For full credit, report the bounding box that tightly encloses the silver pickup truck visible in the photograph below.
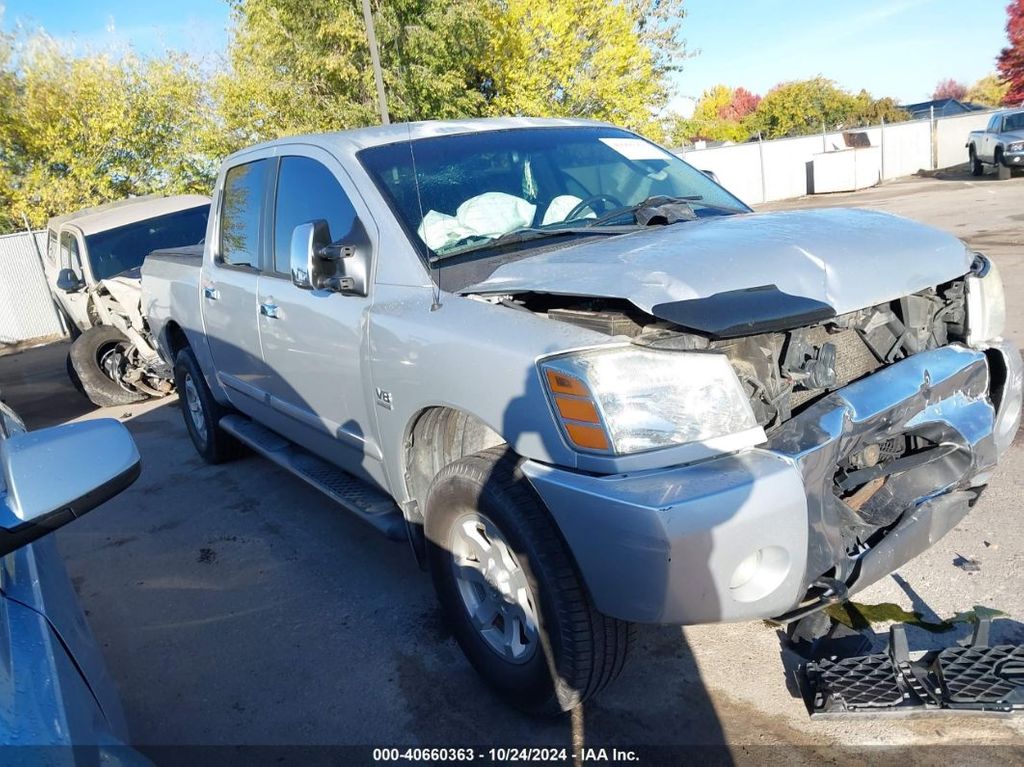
[967,109,1024,178]
[141,118,1022,714]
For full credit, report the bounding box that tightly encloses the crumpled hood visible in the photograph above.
[462,208,973,318]
[100,267,142,312]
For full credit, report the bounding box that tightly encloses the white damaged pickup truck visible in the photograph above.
[141,118,1022,713]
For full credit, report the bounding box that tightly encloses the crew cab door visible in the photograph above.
[256,150,383,483]
[50,229,92,331]
[983,114,1003,161]
[201,156,275,411]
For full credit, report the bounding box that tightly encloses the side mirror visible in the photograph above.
[56,268,85,293]
[290,218,369,295]
[701,169,721,184]
[0,419,140,558]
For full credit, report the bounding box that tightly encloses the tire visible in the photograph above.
[969,146,983,177]
[69,326,147,408]
[172,346,243,464]
[997,149,1012,180]
[65,352,86,396]
[425,447,633,715]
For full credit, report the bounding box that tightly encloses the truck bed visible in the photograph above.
[146,243,205,264]
[140,244,204,363]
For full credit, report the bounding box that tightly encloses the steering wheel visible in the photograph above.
[565,194,624,222]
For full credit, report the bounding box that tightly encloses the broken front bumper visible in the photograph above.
[523,341,1022,625]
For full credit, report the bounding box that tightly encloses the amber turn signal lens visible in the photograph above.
[554,396,600,424]
[545,369,590,397]
[565,423,610,451]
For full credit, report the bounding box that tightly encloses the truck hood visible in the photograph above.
[100,268,142,313]
[462,208,972,322]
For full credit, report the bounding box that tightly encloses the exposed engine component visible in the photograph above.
[783,335,838,390]
[520,277,968,433]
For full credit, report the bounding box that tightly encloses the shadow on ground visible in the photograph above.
[0,341,95,428]
[50,399,748,750]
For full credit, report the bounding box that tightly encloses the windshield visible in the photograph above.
[85,205,210,280]
[358,126,749,260]
[1005,112,1024,132]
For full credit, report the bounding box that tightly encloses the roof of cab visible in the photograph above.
[224,117,612,164]
[46,194,211,237]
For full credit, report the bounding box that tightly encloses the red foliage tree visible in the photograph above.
[717,87,761,122]
[998,0,1024,105]
[932,78,967,101]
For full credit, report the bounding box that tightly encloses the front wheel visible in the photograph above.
[68,326,147,408]
[997,149,1013,180]
[425,448,633,715]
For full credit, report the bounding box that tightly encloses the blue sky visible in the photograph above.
[1,0,1011,108]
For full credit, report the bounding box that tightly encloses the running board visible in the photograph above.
[802,618,1024,715]
[219,414,407,541]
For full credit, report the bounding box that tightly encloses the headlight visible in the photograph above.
[966,254,1006,345]
[1009,142,1024,152]
[539,346,761,455]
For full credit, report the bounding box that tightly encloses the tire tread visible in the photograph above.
[431,447,632,711]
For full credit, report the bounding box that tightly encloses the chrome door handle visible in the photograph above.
[260,302,279,319]
[203,286,220,300]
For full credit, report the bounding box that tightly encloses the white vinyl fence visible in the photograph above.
[0,231,65,350]
[678,109,997,205]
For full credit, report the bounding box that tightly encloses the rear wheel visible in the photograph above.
[969,146,983,176]
[173,346,242,464]
[69,326,147,408]
[425,448,633,715]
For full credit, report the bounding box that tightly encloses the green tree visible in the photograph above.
[1,35,214,231]
[0,31,22,228]
[966,73,1010,106]
[747,77,854,138]
[625,0,692,78]
[849,90,908,125]
[214,0,494,153]
[484,0,679,140]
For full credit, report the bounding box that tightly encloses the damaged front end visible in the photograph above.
[769,339,1020,620]
[508,258,1021,623]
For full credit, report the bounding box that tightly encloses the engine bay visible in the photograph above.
[500,279,969,433]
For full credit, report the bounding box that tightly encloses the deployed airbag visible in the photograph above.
[417,192,536,250]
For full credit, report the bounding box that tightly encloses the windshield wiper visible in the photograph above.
[428,225,640,264]
[589,195,746,227]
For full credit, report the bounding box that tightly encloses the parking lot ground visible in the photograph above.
[3,172,1024,759]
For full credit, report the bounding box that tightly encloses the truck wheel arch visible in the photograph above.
[403,406,507,523]
[163,321,190,359]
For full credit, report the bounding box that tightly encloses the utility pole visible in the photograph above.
[361,0,390,125]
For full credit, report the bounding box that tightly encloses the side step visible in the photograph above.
[802,618,1024,715]
[219,414,407,541]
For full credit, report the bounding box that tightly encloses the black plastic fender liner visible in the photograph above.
[650,284,836,339]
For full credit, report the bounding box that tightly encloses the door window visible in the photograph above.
[220,159,271,268]
[46,231,58,266]
[273,156,358,274]
[59,231,81,273]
